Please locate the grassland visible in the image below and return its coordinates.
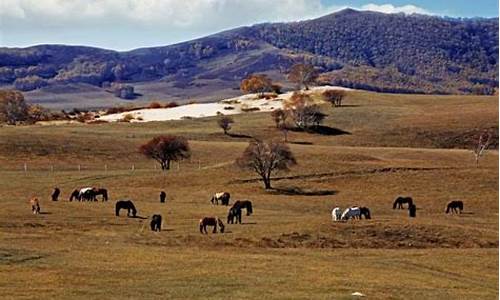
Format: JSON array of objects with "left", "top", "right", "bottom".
[{"left": 0, "top": 91, "right": 498, "bottom": 299}]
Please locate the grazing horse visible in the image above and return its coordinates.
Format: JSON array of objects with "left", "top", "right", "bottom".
[
  {"left": 199, "top": 217, "right": 225, "bottom": 234},
  {"left": 150, "top": 215, "right": 162, "bottom": 231},
  {"left": 211, "top": 192, "right": 230, "bottom": 206},
  {"left": 231, "top": 200, "right": 253, "bottom": 216},
  {"left": 69, "top": 189, "right": 80, "bottom": 201},
  {"left": 359, "top": 207, "right": 371, "bottom": 219},
  {"left": 92, "top": 188, "right": 108, "bottom": 201},
  {"left": 80, "top": 189, "right": 95, "bottom": 201},
  {"left": 30, "top": 197, "right": 40, "bottom": 214},
  {"left": 51, "top": 187, "right": 60, "bottom": 201},
  {"left": 446, "top": 200, "right": 463, "bottom": 214},
  {"left": 227, "top": 207, "right": 242, "bottom": 224},
  {"left": 393, "top": 196, "right": 413, "bottom": 209},
  {"left": 331, "top": 207, "right": 342, "bottom": 221},
  {"left": 160, "top": 191, "right": 166, "bottom": 203},
  {"left": 341, "top": 207, "right": 361, "bottom": 220},
  {"left": 115, "top": 200, "right": 137, "bottom": 217}
]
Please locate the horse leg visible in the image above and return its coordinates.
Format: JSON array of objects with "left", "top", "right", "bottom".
[{"left": 213, "top": 225, "right": 217, "bottom": 234}]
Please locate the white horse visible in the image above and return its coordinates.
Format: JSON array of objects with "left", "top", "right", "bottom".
[
  {"left": 341, "top": 207, "right": 361, "bottom": 220},
  {"left": 331, "top": 207, "right": 342, "bottom": 221}
]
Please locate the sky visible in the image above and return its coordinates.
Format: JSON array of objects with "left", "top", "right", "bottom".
[{"left": 0, "top": 0, "right": 498, "bottom": 51}]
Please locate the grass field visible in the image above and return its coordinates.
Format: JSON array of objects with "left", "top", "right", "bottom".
[{"left": 0, "top": 91, "right": 498, "bottom": 299}]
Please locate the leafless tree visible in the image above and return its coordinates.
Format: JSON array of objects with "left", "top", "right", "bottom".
[
  {"left": 236, "top": 140, "right": 296, "bottom": 189},
  {"left": 322, "top": 90, "right": 346, "bottom": 107},
  {"left": 288, "top": 63, "right": 318, "bottom": 90},
  {"left": 473, "top": 130, "right": 492, "bottom": 166},
  {"left": 284, "top": 92, "right": 326, "bottom": 129},
  {"left": 139, "top": 135, "right": 191, "bottom": 170}
]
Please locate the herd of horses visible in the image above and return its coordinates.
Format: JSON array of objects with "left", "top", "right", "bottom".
[{"left": 32, "top": 188, "right": 465, "bottom": 233}]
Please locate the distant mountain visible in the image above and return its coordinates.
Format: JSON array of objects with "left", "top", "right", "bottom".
[{"left": 0, "top": 9, "right": 498, "bottom": 108}]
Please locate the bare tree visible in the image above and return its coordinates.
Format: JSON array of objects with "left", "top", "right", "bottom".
[
  {"left": 288, "top": 63, "right": 318, "bottom": 90},
  {"left": 237, "top": 140, "right": 296, "bottom": 189},
  {"left": 217, "top": 116, "right": 234, "bottom": 135},
  {"left": 271, "top": 109, "right": 288, "bottom": 128},
  {"left": 140, "top": 136, "right": 191, "bottom": 170},
  {"left": 322, "top": 89, "right": 346, "bottom": 107},
  {"left": 473, "top": 130, "right": 492, "bottom": 166}
]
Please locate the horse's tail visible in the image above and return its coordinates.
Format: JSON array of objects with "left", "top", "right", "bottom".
[
  {"left": 199, "top": 219, "right": 204, "bottom": 233},
  {"left": 247, "top": 201, "right": 253, "bottom": 215}
]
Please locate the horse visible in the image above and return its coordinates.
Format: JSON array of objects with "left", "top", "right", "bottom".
[
  {"left": 29, "top": 197, "right": 40, "bottom": 214},
  {"left": 341, "top": 207, "right": 361, "bottom": 220},
  {"left": 69, "top": 189, "right": 80, "bottom": 201},
  {"left": 393, "top": 196, "right": 413, "bottom": 209},
  {"left": 446, "top": 200, "right": 463, "bottom": 214},
  {"left": 231, "top": 200, "right": 253, "bottom": 216},
  {"left": 227, "top": 207, "right": 242, "bottom": 224},
  {"left": 51, "top": 187, "right": 60, "bottom": 201},
  {"left": 92, "top": 188, "right": 108, "bottom": 201},
  {"left": 199, "top": 217, "right": 225, "bottom": 234},
  {"left": 150, "top": 214, "right": 162, "bottom": 231},
  {"left": 80, "top": 189, "right": 96, "bottom": 201},
  {"left": 160, "top": 191, "right": 166, "bottom": 203},
  {"left": 409, "top": 203, "right": 417, "bottom": 217},
  {"left": 115, "top": 200, "right": 137, "bottom": 217},
  {"left": 331, "top": 207, "right": 342, "bottom": 221},
  {"left": 211, "top": 192, "right": 230, "bottom": 206},
  {"left": 359, "top": 207, "right": 371, "bottom": 219}
]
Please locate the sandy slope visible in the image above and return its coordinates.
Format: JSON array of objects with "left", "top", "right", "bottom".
[{"left": 99, "top": 86, "right": 350, "bottom": 122}]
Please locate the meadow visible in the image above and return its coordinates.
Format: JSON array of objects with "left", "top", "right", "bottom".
[{"left": 0, "top": 91, "right": 498, "bottom": 299}]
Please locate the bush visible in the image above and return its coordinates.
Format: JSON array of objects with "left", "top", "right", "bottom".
[
  {"left": 149, "top": 101, "right": 162, "bottom": 109},
  {"left": 164, "top": 102, "right": 179, "bottom": 108}
]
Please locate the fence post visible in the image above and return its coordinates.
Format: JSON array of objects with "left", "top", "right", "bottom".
[
  {"left": 198, "top": 160, "right": 201, "bottom": 170},
  {"left": 132, "top": 164, "right": 135, "bottom": 171},
  {"left": 105, "top": 164, "right": 107, "bottom": 172},
  {"left": 177, "top": 162, "right": 180, "bottom": 171},
  {"left": 78, "top": 164, "right": 81, "bottom": 172},
  {"left": 24, "top": 163, "right": 27, "bottom": 173}
]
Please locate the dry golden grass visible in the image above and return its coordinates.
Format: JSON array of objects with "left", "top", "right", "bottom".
[{"left": 0, "top": 91, "right": 497, "bottom": 299}]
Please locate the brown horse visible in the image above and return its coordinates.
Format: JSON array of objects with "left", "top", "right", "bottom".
[
  {"left": 92, "top": 188, "right": 108, "bottom": 201},
  {"left": 199, "top": 217, "right": 225, "bottom": 234},
  {"left": 29, "top": 197, "right": 40, "bottom": 214},
  {"left": 445, "top": 200, "right": 463, "bottom": 214}
]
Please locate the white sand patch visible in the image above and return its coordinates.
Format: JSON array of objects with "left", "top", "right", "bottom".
[{"left": 100, "top": 86, "right": 350, "bottom": 123}]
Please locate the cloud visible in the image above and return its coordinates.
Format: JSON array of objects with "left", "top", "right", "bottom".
[
  {"left": 0, "top": 1, "right": 434, "bottom": 50},
  {"left": 360, "top": 3, "right": 433, "bottom": 15}
]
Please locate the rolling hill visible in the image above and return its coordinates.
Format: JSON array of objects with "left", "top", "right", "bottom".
[{"left": 0, "top": 9, "right": 498, "bottom": 109}]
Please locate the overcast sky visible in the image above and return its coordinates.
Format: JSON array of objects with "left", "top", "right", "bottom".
[{"left": 1, "top": 0, "right": 498, "bottom": 51}]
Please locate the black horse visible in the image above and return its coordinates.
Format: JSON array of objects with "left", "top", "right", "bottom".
[
  {"left": 69, "top": 189, "right": 80, "bottom": 201},
  {"left": 393, "top": 196, "right": 413, "bottom": 209},
  {"left": 51, "top": 187, "right": 60, "bottom": 201},
  {"left": 150, "top": 214, "right": 162, "bottom": 231},
  {"left": 160, "top": 191, "right": 167, "bottom": 203},
  {"left": 359, "top": 207, "right": 371, "bottom": 219},
  {"left": 232, "top": 200, "right": 253, "bottom": 216},
  {"left": 115, "top": 200, "right": 137, "bottom": 217},
  {"left": 199, "top": 217, "right": 225, "bottom": 234},
  {"left": 227, "top": 207, "right": 242, "bottom": 224},
  {"left": 93, "top": 188, "right": 108, "bottom": 201},
  {"left": 446, "top": 200, "right": 463, "bottom": 214}
]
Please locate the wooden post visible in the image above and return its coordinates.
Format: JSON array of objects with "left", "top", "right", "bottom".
[
  {"left": 198, "top": 160, "right": 201, "bottom": 170},
  {"left": 105, "top": 164, "right": 107, "bottom": 172},
  {"left": 78, "top": 164, "right": 81, "bottom": 172},
  {"left": 24, "top": 163, "right": 27, "bottom": 173},
  {"left": 177, "top": 162, "right": 180, "bottom": 171},
  {"left": 132, "top": 164, "right": 135, "bottom": 171}
]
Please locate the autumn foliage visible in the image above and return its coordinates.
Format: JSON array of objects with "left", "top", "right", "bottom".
[
  {"left": 240, "top": 74, "right": 273, "bottom": 95},
  {"left": 139, "top": 136, "right": 191, "bottom": 170}
]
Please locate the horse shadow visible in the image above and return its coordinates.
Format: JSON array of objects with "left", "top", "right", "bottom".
[
  {"left": 269, "top": 186, "right": 337, "bottom": 196},
  {"left": 240, "top": 222, "right": 257, "bottom": 225},
  {"left": 227, "top": 133, "right": 253, "bottom": 139},
  {"left": 133, "top": 216, "right": 148, "bottom": 220},
  {"left": 39, "top": 212, "right": 52, "bottom": 215},
  {"left": 289, "top": 141, "right": 314, "bottom": 145}
]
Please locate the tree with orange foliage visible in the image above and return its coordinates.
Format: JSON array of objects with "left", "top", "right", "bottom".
[
  {"left": 139, "top": 136, "right": 191, "bottom": 170},
  {"left": 240, "top": 74, "right": 272, "bottom": 96},
  {"left": 0, "top": 89, "right": 30, "bottom": 124}
]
